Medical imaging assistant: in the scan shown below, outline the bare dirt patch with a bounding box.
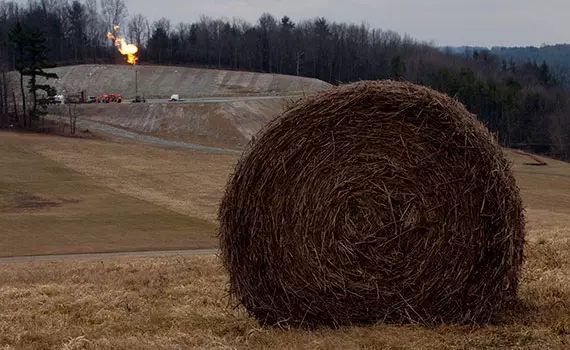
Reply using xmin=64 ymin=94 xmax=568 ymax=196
xmin=48 ymin=97 xmax=291 ymax=148
xmin=10 ymin=64 xmax=331 ymax=100
xmin=0 ymin=190 xmax=62 ymax=212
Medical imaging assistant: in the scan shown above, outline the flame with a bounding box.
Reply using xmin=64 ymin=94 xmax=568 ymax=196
xmin=107 ymin=25 xmax=138 ymax=65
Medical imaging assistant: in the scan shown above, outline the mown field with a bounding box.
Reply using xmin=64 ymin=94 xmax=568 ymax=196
xmin=0 ymin=131 xmax=569 ymax=349
xmin=0 ymin=131 xmax=237 ymax=256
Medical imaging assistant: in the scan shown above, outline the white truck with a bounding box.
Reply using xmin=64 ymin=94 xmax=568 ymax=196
xmin=47 ymin=95 xmax=65 ymax=104
xmin=169 ymin=94 xmax=183 ymax=102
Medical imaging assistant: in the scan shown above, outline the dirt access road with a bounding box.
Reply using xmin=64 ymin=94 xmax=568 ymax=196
xmin=0 ymin=249 xmax=219 ymax=264
xmin=74 ymin=94 xmax=303 ymax=152
xmin=51 ymin=93 xmax=299 ymax=148
xmin=142 ymin=94 xmax=300 ymax=104
xmin=76 ymin=119 xmax=243 ymax=154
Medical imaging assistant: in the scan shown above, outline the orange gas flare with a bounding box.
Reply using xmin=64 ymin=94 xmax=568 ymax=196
xmin=107 ymin=25 xmax=138 ymax=65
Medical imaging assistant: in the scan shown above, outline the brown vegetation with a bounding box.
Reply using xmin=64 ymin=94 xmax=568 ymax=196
xmin=0 ymin=130 xmax=568 ymax=349
xmin=219 ymin=81 xmax=525 ymax=327
xmin=28 ymin=132 xmax=238 ymax=223
xmin=0 ymin=231 xmax=568 ymax=349
xmin=0 ymin=132 xmax=228 ymax=256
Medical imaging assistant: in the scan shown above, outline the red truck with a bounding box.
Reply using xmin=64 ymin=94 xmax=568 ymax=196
xmin=97 ymin=94 xmax=123 ymax=103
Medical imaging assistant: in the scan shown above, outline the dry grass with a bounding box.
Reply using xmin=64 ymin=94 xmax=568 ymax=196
xmin=26 ymin=132 xmax=237 ymax=223
xmin=0 ymin=239 xmax=568 ymax=349
xmin=0 ymin=132 xmax=569 ymax=349
xmin=0 ymin=132 xmax=228 ymax=256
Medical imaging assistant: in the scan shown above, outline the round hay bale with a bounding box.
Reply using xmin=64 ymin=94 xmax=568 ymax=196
xmin=218 ymin=80 xmax=525 ymax=327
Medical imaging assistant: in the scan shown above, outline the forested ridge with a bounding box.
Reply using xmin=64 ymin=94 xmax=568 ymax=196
xmin=444 ymin=45 xmax=570 ymax=87
xmin=1 ymin=0 xmax=569 ymax=159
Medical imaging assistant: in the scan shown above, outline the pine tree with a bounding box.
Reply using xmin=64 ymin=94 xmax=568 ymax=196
xmin=9 ymin=22 xmax=58 ymax=128
xmin=9 ymin=22 xmax=28 ymax=127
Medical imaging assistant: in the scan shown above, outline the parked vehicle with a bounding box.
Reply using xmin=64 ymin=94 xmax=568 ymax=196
xmin=46 ymin=95 xmax=64 ymax=104
xmin=97 ymin=94 xmax=123 ymax=103
xmin=65 ymin=94 xmax=84 ymax=104
xmin=132 ymin=95 xmax=146 ymax=103
xmin=169 ymin=94 xmax=184 ymax=102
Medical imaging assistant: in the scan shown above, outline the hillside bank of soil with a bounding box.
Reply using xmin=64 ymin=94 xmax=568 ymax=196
xmin=49 ymin=97 xmax=294 ymax=148
xmin=13 ymin=64 xmax=331 ymax=99
xmin=10 ymin=64 xmax=331 ymax=146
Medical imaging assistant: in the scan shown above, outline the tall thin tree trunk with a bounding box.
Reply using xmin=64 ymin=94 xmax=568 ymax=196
xmin=19 ymin=73 xmax=26 ymax=128
xmin=1 ymin=74 xmax=8 ymax=126
xmin=32 ymin=80 xmax=37 ymax=115
xmin=2 ymin=73 xmax=7 ymax=116
xmin=0 ymin=74 xmax=4 ymax=127
xmin=30 ymin=76 xmax=37 ymax=128
xmin=0 ymin=74 xmax=4 ymax=118
xmin=13 ymin=90 xmax=18 ymax=126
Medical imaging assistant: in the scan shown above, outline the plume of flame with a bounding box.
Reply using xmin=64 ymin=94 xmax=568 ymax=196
xmin=107 ymin=25 xmax=138 ymax=65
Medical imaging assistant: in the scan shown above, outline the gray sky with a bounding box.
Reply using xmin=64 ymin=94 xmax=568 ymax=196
xmin=120 ymin=0 xmax=568 ymax=47
xmin=13 ymin=0 xmax=570 ymax=47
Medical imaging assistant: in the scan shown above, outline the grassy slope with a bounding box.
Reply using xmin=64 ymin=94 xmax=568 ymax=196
xmin=0 ymin=132 xmax=220 ymax=256
xmin=0 ymin=134 xmax=569 ymax=349
xmin=28 ymin=132 xmax=238 ymax=223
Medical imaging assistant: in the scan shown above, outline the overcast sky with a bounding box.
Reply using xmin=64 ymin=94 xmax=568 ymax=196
xmin=118 ymin=0 xmax=569 ymax=47
xmin=13 ymin=0 xmax=570 ymax=47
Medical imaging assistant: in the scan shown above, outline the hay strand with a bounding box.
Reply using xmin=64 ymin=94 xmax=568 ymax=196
xmin=218 ymin=80 xmax=525 ymax=327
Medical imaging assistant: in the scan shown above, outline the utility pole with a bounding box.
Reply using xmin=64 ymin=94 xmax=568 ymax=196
xmin=134 ymin=64 xmax=138 ymax=98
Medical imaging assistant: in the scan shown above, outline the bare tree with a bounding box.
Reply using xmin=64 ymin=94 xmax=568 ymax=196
xmin=153 ymin=17 xmax=171 ymax=35
xmin=68 ymin=103 xmax=78 ymax=134
xmin=0 ymin=72 xmax=8 ymax=127
xmin=85 ymin=0 xmax=102 ymax=37
xmin=84 ymin=0 xmax=103 ymax=61
xmin=549 ymin=112 xmax=570 ymax=159
xmin=100 ymin=0 xmax=127 ymax=32
xmin=0 ymin=25 xmax=9 ymax=126
xmin=128 ymin=13 xmax=148 ymax=45
xmin=258 ymin=13 xmax=277 ymax=72
xmin=67 ymin=1 xmax=87 ymax=61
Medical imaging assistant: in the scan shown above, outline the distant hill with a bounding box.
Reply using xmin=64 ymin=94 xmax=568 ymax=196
xmin=491 ymin=45 xmax=570 ymax=84
xmin=440 ymin=46 xmax=490 ymax=55
xmin=490 ymin=44 xmax=570 ymax=65
xmin=441 ymin=44 xmax=570 ymax=85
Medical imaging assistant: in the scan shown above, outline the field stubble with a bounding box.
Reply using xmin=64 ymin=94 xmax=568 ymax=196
xmin=0 ymin=133 xmax=569 ymax=349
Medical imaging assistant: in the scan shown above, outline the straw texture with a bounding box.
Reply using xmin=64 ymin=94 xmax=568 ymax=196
xmin=218 ymin=80 xmax=525 ymax=327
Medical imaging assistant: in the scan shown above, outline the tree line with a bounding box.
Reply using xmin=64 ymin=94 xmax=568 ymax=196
xmin=1 ymin=0 xmax=569 ymax=159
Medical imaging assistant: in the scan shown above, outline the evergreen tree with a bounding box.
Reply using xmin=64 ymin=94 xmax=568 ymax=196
xmin=9 ymin=22 xmax=28 ymax=127
xmin=9 ymin=22 xmax=58 ymax=128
